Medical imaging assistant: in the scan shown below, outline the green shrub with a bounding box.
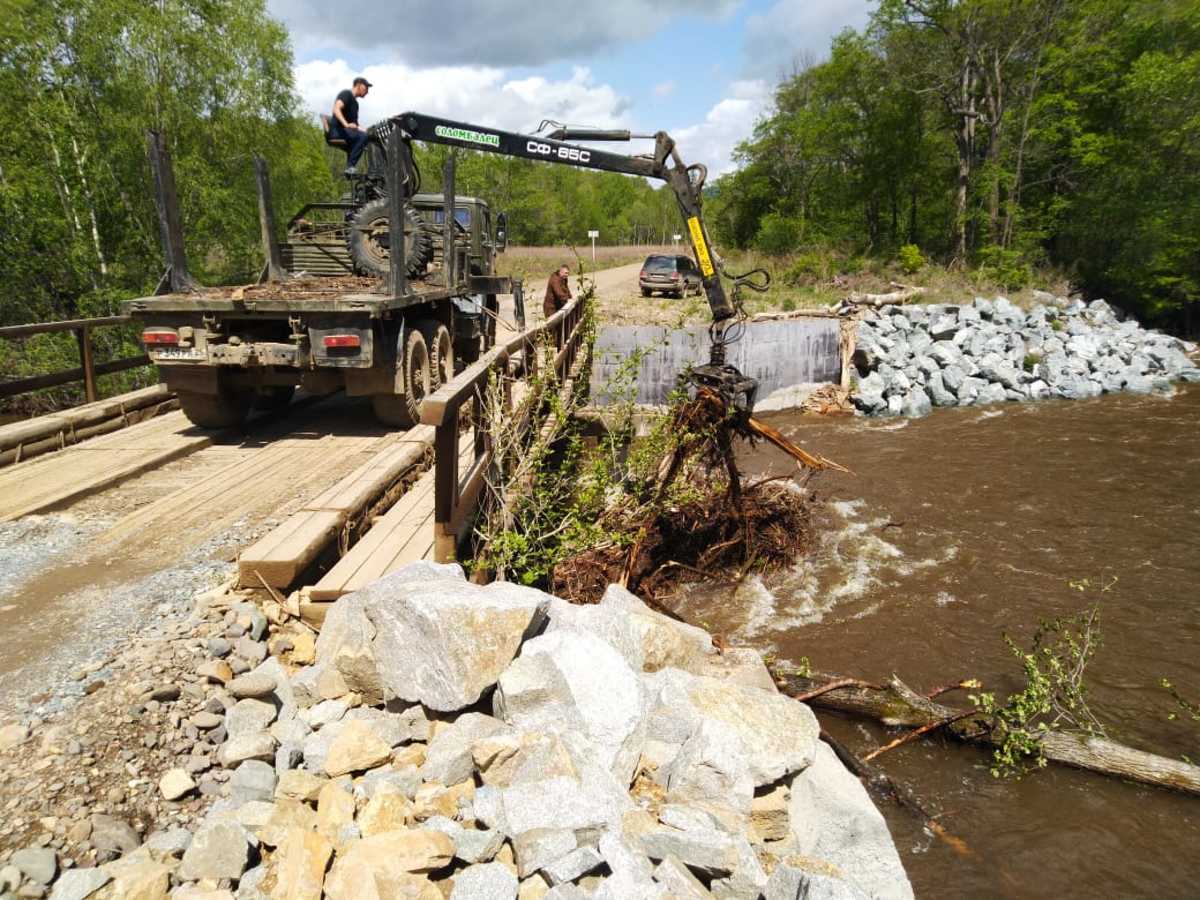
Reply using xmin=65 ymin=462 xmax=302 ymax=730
xmin=897 ymin=244 xmax=926 ymax=275
xmin=782 ymin=251 xmax=830 ymax=286
xmin=781 ymin=296 xmax=797 ymax=312
xmin=978 ymin=246 xmax=1034 ymax=292
xmin=754 ymin=213 xmax=803 ymax=256
xmin=841 ymin=255 xmax=867 ymax=276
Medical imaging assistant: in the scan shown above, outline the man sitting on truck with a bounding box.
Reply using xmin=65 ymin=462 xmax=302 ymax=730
xmin=328 ymin=77 xmax=373 ymax=175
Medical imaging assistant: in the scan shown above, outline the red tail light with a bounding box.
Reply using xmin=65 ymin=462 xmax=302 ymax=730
xmin=323 ymin=334 xmax=361 ymax=349
xmin=671 ymin=272 xmax=680 ymax=280
xmin=639 ymin=270 xmax=646 ymax=279
xmin=142 ymin=329 xmax=178 ymax=345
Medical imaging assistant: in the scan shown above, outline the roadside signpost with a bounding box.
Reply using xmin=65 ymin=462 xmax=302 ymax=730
xmin=587 ymin=229 xmax=599 ymax=261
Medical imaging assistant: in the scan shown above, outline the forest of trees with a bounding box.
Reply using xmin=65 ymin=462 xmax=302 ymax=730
xmin=1 ymin=0 xmax=1197 ymax=335
xmin=709 ymin=0 xmax=1200 ymax=331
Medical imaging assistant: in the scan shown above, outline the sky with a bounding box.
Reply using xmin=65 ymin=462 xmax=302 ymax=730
xmin=270 ymin=0 xmax=875 ymax=177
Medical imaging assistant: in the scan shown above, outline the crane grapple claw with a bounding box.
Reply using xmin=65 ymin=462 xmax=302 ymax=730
xmin=685 ymin=363 xmax=758 ymax=415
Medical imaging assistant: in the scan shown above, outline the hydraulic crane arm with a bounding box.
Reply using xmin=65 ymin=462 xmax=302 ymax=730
xmin=381 ymin=112 xmax=734 ymax=322
xmin=373 ymin=111 xmax=761 ymax=410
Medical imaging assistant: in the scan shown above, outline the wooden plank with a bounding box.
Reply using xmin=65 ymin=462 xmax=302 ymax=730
xmin=0 ymin=411 xmax=211 ymax=521
xmin=238 ymin=509 xmax=342 ymax=588
xmin=235 ymin=425 xmax=436 ymax=588
xmin=309 ymin=432 xmax=473 ymax=601
xmin=308 ymin=475 xmax=436 ymax=601
xmin=0 ymin=385 xmax=171 ymax=453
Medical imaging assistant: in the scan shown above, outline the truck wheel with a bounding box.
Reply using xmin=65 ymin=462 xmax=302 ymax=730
xmin=641 ymin=288 xmax=651 ymax=297
xmin=251 ymin=385 xmax=295 ymax=412
xmin=419 ymin=321 xmax=453 ymax=389
xmin=178 ymin=388 xmax=253 ymax=429
xmin=348 ymin=198 xmax=433 ymax=280
xmin=371 ymin=327 xmax=430 ymax=428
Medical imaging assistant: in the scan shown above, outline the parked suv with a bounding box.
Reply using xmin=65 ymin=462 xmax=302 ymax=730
xmin=639 ymin=254 xmax=702 ymax=298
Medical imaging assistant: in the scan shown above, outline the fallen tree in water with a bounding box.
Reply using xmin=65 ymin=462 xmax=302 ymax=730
xmin=769 ymin=667 xmax=1200 ymax=797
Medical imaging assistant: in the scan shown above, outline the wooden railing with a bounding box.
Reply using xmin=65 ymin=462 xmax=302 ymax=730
xmin=0 ymin=316 xmax=150 ymax=402
xmin=419 ymin=294 xmax=592 ymax=562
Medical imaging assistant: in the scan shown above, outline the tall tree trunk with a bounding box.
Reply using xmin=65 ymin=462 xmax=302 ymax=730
xmin=952 ymin=61 xmax=977 ymax=264
xmin=69 ymin=134 xmax=108 ymax=278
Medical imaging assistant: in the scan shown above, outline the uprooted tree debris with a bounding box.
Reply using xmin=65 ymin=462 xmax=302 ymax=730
xmin=550 ymin=387 xmax=848 ymax=604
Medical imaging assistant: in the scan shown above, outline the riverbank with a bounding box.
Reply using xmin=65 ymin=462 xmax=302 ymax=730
xmin=852 ymin=295 xmax=1200 ymax=416
xmin=0 ymin=563 xmax=913 ymax=899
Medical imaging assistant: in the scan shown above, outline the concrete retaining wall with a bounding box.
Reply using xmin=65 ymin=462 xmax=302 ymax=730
xmin=590 ymin=316 xmax=842 ymax=406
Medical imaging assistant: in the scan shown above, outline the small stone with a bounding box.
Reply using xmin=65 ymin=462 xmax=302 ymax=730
xmin=177 ymin=820 xmax=252 ymax=882
xmin=159 ymin=768 xmax=196 ymax=801
xmin=0 ymin=724 xmax=30 ymax=751
xmin=764 ymin=856 xmax=863 ymax=900
xmin=45 ymin=867 xmax=111 ymax=900
xmin=89 ymin=815 xmax=140 ymax=857
xmin=323 ymin=720 xmax=392 ymax=776
xmin=101 ymin=854 xmax=171 ymax=899
xmin=226 ymin=699 xmax=277 ymax=737
xmin=324 ymin=831 xmax=454 ymax=891
xmin=234 ymin=636 xmax=268 ymax=665
xmin=207 ymin=638 xmax=232 ymax=658
xmin=230 ymin=760 xmax=277 ymax=804
xmin=148 ymin=685 xmax=181 ymax=702
xmin=540 ymin=846 xmax=603 ymax=886
xmin=275 ymin=770 xmax=327 ymax=803
xmin=190 ymin=712 xmax=223 ymax=730
xmin=11 ymin=848 xmax=56 ymax=885
xmin=316 ymin=782 xmax=356 ymax=846
xmin=652 ymin=854 xmax=711 ymax=898
xmin=357 ymin=793 xmax=415 ymax=837
xmin=450 ymin=862 xmax=518 ymax=900
xmin=227 ymin=674 xmax=276 ymax=700
xmin=217 ymin=732 xmax=277 ymax=768
xmin=197 ymin=661 xmax=233 ymax=684
xmin=512 ymin=829 xmax=576 ymax=879
xmin=271 ymin=826 xmax=332 ymax=900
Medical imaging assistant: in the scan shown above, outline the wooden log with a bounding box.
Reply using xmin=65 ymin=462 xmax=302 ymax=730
xmin=771 ymin=668 xmax=1200 ymax=797
xmin=0 ymin=386 xmax=173 ymax=456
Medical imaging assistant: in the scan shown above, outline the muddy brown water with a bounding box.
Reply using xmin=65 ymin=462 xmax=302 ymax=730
xmin=673 ymin=384 xmax=1200 ymax=898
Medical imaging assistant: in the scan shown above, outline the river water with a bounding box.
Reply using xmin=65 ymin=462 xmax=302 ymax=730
xmin=678 ymin=385 xmax=1200 ymax=898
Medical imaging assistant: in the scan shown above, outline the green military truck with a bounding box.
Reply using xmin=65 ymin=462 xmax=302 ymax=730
xmin=123 ymin=186 xmax=516 ymax=430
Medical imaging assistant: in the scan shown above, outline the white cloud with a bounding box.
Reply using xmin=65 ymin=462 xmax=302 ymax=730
xmin=295 ymin=60 xmax=628 ymax=133
xmin=742 ymin=0 xmax=875 ymax=78
xmin=654 ymin=80 xmax=677 ymax=98
xmin=271 ymin=0 xmax=739 ymax=67
xmin=295 ymin=62 xmax=767 ymax=181
xmin=673 ymin=80 xmax=771 ymax=177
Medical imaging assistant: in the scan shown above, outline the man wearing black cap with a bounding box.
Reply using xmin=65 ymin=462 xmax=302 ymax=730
xmin=330 ymin=77 xmax=373 ymax=175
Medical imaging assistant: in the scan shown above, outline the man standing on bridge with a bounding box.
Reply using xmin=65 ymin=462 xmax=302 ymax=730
xmin=330 ymin=77 xmax=373 ymax=175
xmin=544 ymin=264 xmax=572 ymax=320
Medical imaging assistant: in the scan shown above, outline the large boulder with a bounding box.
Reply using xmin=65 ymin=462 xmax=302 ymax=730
xmin=495 ymin=629 xmax=647 ymax=784
xmin=365 ymin=577 xmax=551 ymax=712
xmin=644 ymin=668 xmax=819 ymax=787
xmin=788 ymin=742 xmax=913 ymax=900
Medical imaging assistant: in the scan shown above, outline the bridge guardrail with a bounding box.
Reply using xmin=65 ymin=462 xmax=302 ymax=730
xmin=0 ymin=316 xmax=150 ymax=403
xmin=419 ymin=293 xmax=591 ymax=562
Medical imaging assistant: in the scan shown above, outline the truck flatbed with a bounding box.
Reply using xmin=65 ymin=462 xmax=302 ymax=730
xmin=122 ymin=274 xmax=464 ymax=317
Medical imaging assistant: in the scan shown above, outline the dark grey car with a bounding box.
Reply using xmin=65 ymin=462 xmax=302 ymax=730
xmin=639 ymin=254 xmax=702 ymax=298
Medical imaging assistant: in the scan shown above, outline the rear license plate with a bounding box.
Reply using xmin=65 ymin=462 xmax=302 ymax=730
xmin=152 ymin=347 xmax=205 ymax=361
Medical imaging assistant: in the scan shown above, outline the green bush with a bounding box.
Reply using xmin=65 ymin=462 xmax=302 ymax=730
xmin=897 ymin=244 xmax=926 ymax=275
xmin=978 ymin=246 xmax=1034 ymax=292
xmin=755 ymin=213 xmax=803 ymax=256
xmin=782 ymin=251 xmax=831 ymax=286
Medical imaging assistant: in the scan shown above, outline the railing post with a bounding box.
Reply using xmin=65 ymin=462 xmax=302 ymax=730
xmin=386 ymin=128 xmax=407 ymax=300
xmin=146 ymin=130 xmax=196 ymax=294
xmin=253 ymin=156 xmax=285 ymax=282
xmin=433 ymin=413 xmax=459 ymax=562
xmin=76 ymin=326 xmax=97 ymax=403
xmin=443 ymin=154 xmax=456 ymax=289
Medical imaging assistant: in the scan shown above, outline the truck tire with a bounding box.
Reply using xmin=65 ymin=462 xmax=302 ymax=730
xmin=178 ymin=388 xmax=253 ymax=429
xmin=419 ymin=321 xmax=453 ymax=389
xmin=348 ymin=198 xmax=433 ymax=280
xmin=251 ymin=385 xmax=295 ymax=412
xmin=371 ymin=327 xmax=430 ymax=428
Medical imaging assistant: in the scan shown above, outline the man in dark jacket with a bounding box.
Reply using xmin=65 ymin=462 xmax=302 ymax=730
xmin=543 ymin=264 xmax=572 ymax=319
xmin=330 ymin=77 xmax=373 ymax=175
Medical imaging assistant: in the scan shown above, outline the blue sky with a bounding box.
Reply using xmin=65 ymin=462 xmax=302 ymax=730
xmin=270 ymin=0 xmax=875 ymax=174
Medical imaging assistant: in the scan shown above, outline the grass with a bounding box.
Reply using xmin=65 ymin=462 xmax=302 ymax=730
xmin=497 ymin=244 xmax=677 ymax=283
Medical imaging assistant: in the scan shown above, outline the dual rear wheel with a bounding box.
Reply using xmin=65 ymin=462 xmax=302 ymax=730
xmin=370 ymin=319 xmax=453 ymax=428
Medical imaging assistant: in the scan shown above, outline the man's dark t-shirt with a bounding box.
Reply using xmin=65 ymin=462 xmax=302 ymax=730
xmin=335 ymin=89 xmax=359 ymax=129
